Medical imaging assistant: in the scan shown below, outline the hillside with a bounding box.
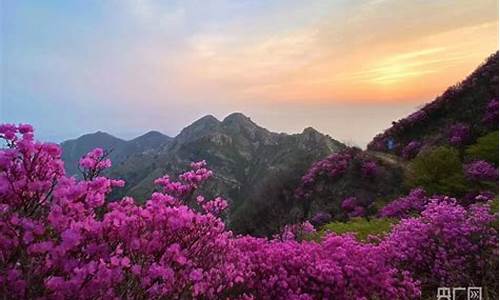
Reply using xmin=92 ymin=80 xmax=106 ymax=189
xmin=296 ymin=52 xmax=499 ymax=225
xmin=368 ymin=52 xmax=499 ymax=155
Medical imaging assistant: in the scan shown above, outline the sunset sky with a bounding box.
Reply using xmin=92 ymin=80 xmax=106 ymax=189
xmin=1 ymin=0 xmax=498 ymax=146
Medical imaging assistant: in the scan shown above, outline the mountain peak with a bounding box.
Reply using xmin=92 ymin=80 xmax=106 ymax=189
xmin=302 ymin=127 xmax=320 ymax=135
xmin=223 ymin=112 xmax=250 ymax=122
xmin=131 ymin=130 xmax=171 ymax=143
xmin=222 ymin=112 xmax=259 ymax=128
xmin=176 ymin=115 xmax=221 ymax=143
xmin=196 ymin=114 xmax=220 ymax=123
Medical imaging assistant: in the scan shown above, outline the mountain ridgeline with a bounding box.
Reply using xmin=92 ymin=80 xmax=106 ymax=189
xmin=61 ymin=130 xmax=172 ymax=176
xmin=61 ymin=113 xmax=346 ymax=235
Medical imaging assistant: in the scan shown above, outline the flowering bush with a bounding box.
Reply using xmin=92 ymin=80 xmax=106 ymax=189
xmin=235 ymin=234 xmax=420 ymax=299
xmin=273 ymin=221 xmax=316 ymax=241
xmin=464 ymin=160 xmax=499 ymax=182
xmin=309 ymin=211 xmax=332 ymax=227
xmin=0 ymin=124 xmax=498 ymax=299
xmin=381 ymin=199 xmax=498 ymax=296
xmin=401 ymin=140 xmax=422 ymax=160
xmin=448 ymin=123 xmax=470 ymax=146
xmin=0 ymin=124 xmax=243 ymax=299
xmin=294 ymin=150 xmax=352 ymax=200
xmin=483 ymin=98 xmax=499 ymax=125
xmin=378 ymin=188 xmax=429 ymax=218
xmin=341 ymin=197 xmax=365 ymax=218
xmin=360 ymin=160 xmax=378 ymax=178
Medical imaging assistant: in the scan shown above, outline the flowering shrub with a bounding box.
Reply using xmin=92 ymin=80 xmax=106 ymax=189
xmin=0 ymin=125 xmax=243 ymax=299
xmin=381 ymin=199 xmax=498 ymax=296
xmin=464 ymin=160 xmax=499 ymax=182
xmin=235 ymin=234 xmax=420 ymax=299
xmin=360 ymin=160 xmax=378 ymax=178
xmin=294 ymin=150 xmax=352 ymax=200
xmin=1 ymin=124 xmax=498 ymax=299
xmin=448 ymin=123 xmax=470 ymax=146
xmin=274 ymin=221 xmax=316 ymax=241
xmin=483 ymin=98 xmax=499 ymax=125
xmin=309 ymin=211 xmax=332 ymax=227
xmin=378 ymin=188 xmax=429 ymax=218
xmin=401 ymin=140 xmax=422 ymax=160
xmin=341 ymin=197 xmax=365 ymax=218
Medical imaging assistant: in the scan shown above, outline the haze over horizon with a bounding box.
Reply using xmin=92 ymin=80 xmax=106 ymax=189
xmin=1 ymin=0 xmax=498 ymax=147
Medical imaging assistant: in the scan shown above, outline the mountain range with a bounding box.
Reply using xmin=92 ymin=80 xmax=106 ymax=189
xmin=61 ymin=113 xmax=345 ymax=235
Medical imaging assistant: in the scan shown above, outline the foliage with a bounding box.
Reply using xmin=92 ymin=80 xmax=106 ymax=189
xmin=483 ymin=98 xmax=499 ymax=125
xmin=381 ymin=199 xmax=499 ymax=298
xmin=466 ymin=131 xmax=499 ymax=166
xmin=378 ymin=188 xmax=428 ymax=218
xmin=318 ymin=218 xmax=396 ymax=241
xmin=360 ymin=160 xmax=378 ymax=178
xmin=294 ymin=149 xmax=353 ymax=200
xmin=309 ymin=211 xmax=331 ymax=227
xmin=406 ymin=146 xmax=468 ymax=196
xmin=448 ymin=123 xmax=471 ymax=146
xmin=340 ymin=197 xmax=365 ymax=218
xmin=401 ymin=140 xmax=422 ymax=160
xmin=464 ymin=160 xmax=498 ymax=182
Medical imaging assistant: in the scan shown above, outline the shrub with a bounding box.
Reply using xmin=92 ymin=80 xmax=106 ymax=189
xmin=309 ymin=211 xmax=332 ymax=227
xmin=378 ymin=188 xmax=428 ymax=218
xmin=448 ymin=123 xmax=471 ymax=146
xmin=464 ymin=160 xmax=499 ymax=182
xmin=466 ymin=131 xmax=499 ymax=166
xmin=382 ymin=199 xmax=499 ymax=298
xmin=483 ymin=98 xmax=499 ymax=126
xmin=406 ymin=146 xmax=468 ymax=196
xmin=401 ymin=140 xmax=422 ymax=160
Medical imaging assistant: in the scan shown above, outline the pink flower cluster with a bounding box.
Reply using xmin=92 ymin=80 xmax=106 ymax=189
xmin=378 ymin=188 xmax=429 ymax=218
xmin=381 ymin=199 xmax=498 ymax=293
xmin=154 ymin=160 xmax=214 ymax=199
xmin=1 ymin=124 xmax=498 ymax=299
xmin=448 ymin=123 xmax=470 ymax=146
xmin=309 ymin=211 xmax=332 ymax=226
xmin=341 ymin=197 xmax=365 ymax=218
xmin=273 ymin=221 xmax=316 ymax=241
xmin=235 ymin=234 xmax=420 ymax=299
xmin=295 ymin=150 xmax=353 ymax=199
xmin=361 ymin=160 xmax=378 ymax=178
xmin=483 ymin=98 xmax=499 ymax=125
xmin=401 ymin=140 xmax=422 ymax=160
xmin=464 ymin=160 xmax=499 ymax=182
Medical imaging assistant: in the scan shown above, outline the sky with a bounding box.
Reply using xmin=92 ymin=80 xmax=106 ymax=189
xmin=1 ymin=0 xmax=498 ymax=147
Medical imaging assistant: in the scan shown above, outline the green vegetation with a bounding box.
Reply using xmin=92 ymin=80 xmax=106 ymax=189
xmin=317 ymin=217 xmax=396 ymax=241
xmin=466 ymin=131 xmax=499 ymax=166
xmin=406 ymin=146 xmax=468 ymax=196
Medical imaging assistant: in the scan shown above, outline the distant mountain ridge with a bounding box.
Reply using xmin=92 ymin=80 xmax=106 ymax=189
xmin=61 ymin=113 xmax=346 ymax=235
xmin=61 ymin=130 xmax=172 ymax=176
